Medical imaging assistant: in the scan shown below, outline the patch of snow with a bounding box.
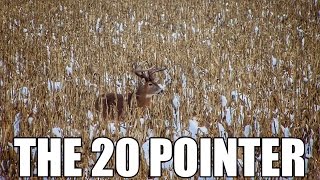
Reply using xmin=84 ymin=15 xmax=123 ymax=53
xmin=52 ymin=127 xmax=63 ymax=137
xmin=140 ymin=117 xmax=145 ymax=125
xmin=240 ymin=94 xmax=251 ymax=109
xmin=87 ymin=110 xmax=93 ymax=121
xmin=90 ymin=124 xmax=98 ymax=140
xmin=271 ymin=117 xmax=279 ymax=136
xmin=28 ymin=116 xmax=33 ymax=125
xmin=147 ymin=128 xmax=154 ymax=138
xmin=305 ymin=129 xmax=314 ymax=173
xmin=272 ymin=56 xmax=277 ymax=67
xmin=158 ymin=83 xmax=165 ymax=90
xmin=303 ymin=77 xmax=308 ymax=83
xmin=254 ymin=118 xmax=260 ymax=137
xmin=231 ymin=91 xmax=238 ymax=100
xmin=137 ymin=21 xmax=143 ymax=33
xmin=172 ymin=94 xmax=181 ymax=140
xmin=281 ymin=125 xmax=291 ymax=137
xmin=95 ymin=18 xmax=102 ymax=33
xmin=254 ymin=26 xmax=259 ymax=35
xmin=221 ymin=95 xmax=227 ymax=107
xmin=172 ymin=94 xmax=180 ymax=110
xmin=48 ymin=80 xmax=63 ymax=92
xmin=244 ymin=125 xmax=251 ymax=137
xmin=31 ymin=148 xmax=37 ymax=160
xmin=181 ymin=73 xmax=187 ymax=89
xmin=225 ymin=107 xmax=233 ymax=126
xmin=164 ymin=69 xmax=172 ymax=85
xmin=119 ymin=123 xmax=127 ymax=136
xmin=20 ymin=86 xmax=29 ymax=96
xmin=237 ymin=159 xmax=244 ymax=176
xmin=115 ymin=22 xmax=125 ymax=34
xmin=107 ymin=123 xmax=116 ymax=135
xmin=66 ymin=66 xmax=72 ymax=76
xmin=188 ymin=118 xmax=198 ymax=138
xmin=116 ymin=79 xmax=122 ymax=94
xmin=13 ymin=113 xmax=21 ymax=137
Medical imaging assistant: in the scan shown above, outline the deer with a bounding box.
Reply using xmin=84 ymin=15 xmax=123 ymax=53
xmin=95 ymin=66 xmax=166 ymax=121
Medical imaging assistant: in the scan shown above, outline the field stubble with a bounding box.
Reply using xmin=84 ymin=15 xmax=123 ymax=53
xmin=0 ymin=0 xmax=319 ymax=178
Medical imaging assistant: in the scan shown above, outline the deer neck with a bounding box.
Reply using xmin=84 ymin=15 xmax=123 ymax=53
xmin=127 ymin=92 xmax=152 ymax=108
xmin=135 ymin=93 xmax=152 ymax=107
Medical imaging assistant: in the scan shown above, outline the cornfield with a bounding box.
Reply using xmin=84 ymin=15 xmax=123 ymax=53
xmin=0 ymin=0 xmax=319 ymax=179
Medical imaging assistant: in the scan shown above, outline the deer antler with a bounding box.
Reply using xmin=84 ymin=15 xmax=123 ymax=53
xmin=134 ymin=66 xmax=166 ymax=82
xmin=147 ymin=67 xmax=166 ymax=81
xmin=134 ymin=67 xmax=152 ymax=80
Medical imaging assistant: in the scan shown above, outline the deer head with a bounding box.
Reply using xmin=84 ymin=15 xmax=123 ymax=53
xmin=134 ymin=66 xmax=166 ymax=99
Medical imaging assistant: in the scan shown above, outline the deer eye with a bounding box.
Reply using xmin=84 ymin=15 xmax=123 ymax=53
xmin=148 ymin=83 xmax=153 ymax=86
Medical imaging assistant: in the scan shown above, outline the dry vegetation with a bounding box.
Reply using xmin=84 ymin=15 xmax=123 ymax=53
xmin=0 ymin=0 xmax=319 ymax=179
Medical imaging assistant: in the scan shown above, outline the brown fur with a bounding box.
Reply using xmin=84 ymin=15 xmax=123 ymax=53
xmin=95 ymin=92 xmax=153 ymax=119
xmin=95 ymin=67 xmax=165 ymax=120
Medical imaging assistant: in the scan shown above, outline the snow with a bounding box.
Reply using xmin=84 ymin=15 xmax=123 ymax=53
xmin=172 ymin=94 xmax=182 ymax=140
xmin=28 ymin=116 xmax=34 ymax=125
xmin=119 ymin=123 xmax=127 ymax=136
xmin=281 ymin=125 xmax=291 ymax=137
xmin=304 ymin=129 xmax=314 ymax=173
xmin=221 ymin=95 xmax=227 ymax=107
xmin=52 ymin=127 xmax=63 ymax=137
xmin=13 ymin=113 xmax=21 ymax=137
xmin=181 ymin=73 xmax=187 ymax=89
xmin=87 ymin=110 xmax=94 ymax=121
xmin=88 ymin=123 xmax=98 ymax=140
xmin=272 ymin=56 xmax=277 ymax=67
xmin=188 ymin=118 xmax=208 ymax=138
xmin=95 ymin=18 xmax=102 ymax=33
xmin=139 ymin=117 xmax=145 ymax=125
xmin=137 ymin=21 xmax=144 ymax=33
xmin=20 ymin=87 xmax=29 ymax=96
xmin=271 ymin=117 xmax=279 ymax=136
xmin=225 ymin=107 xmax=233 ymax=126
xmin=244 ymin=125 xmax=251 ymax=137
xmin=47 ymin=80 xmax=63 ymax=92
xmin=172 ymin=94 xmax=180 ymax=110
xmin=254 ymin=26 xmax=259 ymax=35
xmin=66 ymin=66 xmax=72 ymax=76
xmin=254 ymin=119 xmax=260 ymax=137
xmin=107 ymin=123 xmax=116 ymax=135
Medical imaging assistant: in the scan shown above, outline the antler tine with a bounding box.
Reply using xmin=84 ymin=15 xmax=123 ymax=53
xmin=150 ymin=67 xmax=167 ymax=73
xmin=134 ymin=66 xmax=151 ymax=80
xmin=134 ymin=70 xmax=149 ymax=80
xmin=148 ymin=67 xmax=167 ymax=82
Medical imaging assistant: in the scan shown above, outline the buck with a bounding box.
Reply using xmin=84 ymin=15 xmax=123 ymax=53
xmin=95 ymin=66 xmax=166 ymax=120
